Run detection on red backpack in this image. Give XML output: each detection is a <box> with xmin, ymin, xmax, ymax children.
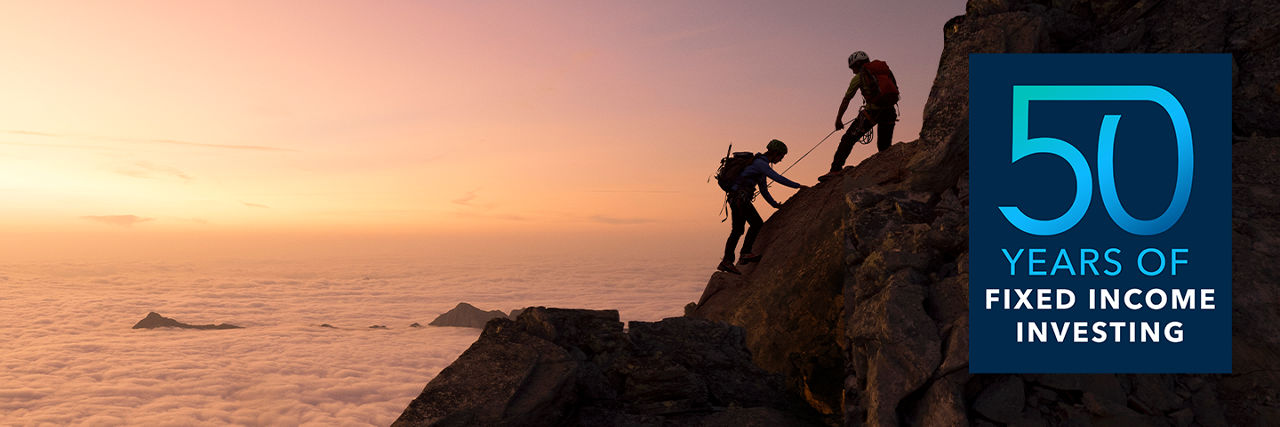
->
<box><xmin>860</xmin><ymin>60</ymin><xmax>900</xmax><ymax>106</ymax></box>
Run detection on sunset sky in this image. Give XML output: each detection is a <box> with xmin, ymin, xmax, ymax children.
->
<box><xmin>0</xmin><ymin>1</ymin><xmax>965</xmax><ymax>260</ymax></box>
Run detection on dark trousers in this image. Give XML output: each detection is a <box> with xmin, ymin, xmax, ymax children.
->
<box><xmin>831</xmin><ymin>108</ymin><xmax>896</xmax><ymax>172</ymax></box>
<box><xmin>723</xmin><ymin>196</ymin><xmax>763</xmax><ymax>263</ymax></box>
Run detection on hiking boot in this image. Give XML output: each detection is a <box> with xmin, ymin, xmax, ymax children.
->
<box><xmin>738</xmin><ymin>253</ymin><xmax>762</xmax><ymax>264</ymax></box>
<box><xmin>819</xmin><ymin>170</ymin><xmax>841</xmax><ymax>181</ymax></box>
<box><xmin>716</xmin><ymin>260</ymin><xmax>742</xmax><ymax>275</ymax></box>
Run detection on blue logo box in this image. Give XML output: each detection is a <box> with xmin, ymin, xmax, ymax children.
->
<box><xmin>968</xmin><ymin>54</ymin><xmax>1231</xmax><ymax>373</ymax></box>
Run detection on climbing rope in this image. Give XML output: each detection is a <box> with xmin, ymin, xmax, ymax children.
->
<box><xmin>716</xmin><ymin>112</ymin><xmax>868</xmax><ymax>221</ymax></box>
<box><xmin>780</xmin><ymin>117</ymin><xmax>859</xmax><ymax>175</ymax></box>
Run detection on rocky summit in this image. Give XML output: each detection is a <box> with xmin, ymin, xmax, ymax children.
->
<box><xmin>397</xmin><ymin>0</ymin><xmax>1280</xmax><ymax>425</ymax></box>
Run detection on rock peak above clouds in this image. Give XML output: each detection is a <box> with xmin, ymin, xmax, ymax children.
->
<box><xmin>131</xmin><ymin>312</ymin><xmax>242</xmax><ymax>330</ymax></box>
<box><xmin>427</xmin><ymin>302</ymin><xmax>511</xmax><ymax>328</ymax></box>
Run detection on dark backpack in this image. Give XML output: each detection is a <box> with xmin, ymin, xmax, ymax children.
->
<box><xmin>715</xmin><ymin>151</ymin><xmax>758</xmax><ymax>192</ymax></box>
<box><xmin>860</xmin><ymin>60</ymin><xmax>900</xmax><ymax>106</ymax></box>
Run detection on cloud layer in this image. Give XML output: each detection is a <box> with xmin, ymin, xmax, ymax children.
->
<box><xmin>0</xmin><ymin>255</ymin><xmax>707</xmax><ymax>425</ymax></box>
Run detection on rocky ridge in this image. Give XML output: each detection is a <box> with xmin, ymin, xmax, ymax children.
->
<box><xmin>392</xmin><ymin>308</ymin><xmax>818</xmax><ymax>426</ymax></box>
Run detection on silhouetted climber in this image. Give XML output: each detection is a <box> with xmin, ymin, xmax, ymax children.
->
<box><xmin>716</xmin><ymin>139</ymin><xmax>808</xmax><ymax>274</ymax></box>
<box><xmin>820</xmin><ymin>50</ymin><xmax>900</xmax><ymax>181</ymax></box>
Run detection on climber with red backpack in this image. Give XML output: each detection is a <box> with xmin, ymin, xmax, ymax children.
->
<box><xmin>713</xmin><ymin>139</ymin><xmax>808</xmax><ymax>275</ymax></box>
<box><xmin>820</xmin><ymin>50</ymin><xmax>900</xmax><ymax>181</ymax></box>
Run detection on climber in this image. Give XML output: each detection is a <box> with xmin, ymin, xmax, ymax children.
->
<box><xmin>718</xmin><ymin>139</ymin><xmax>808</xmax><ymax>275</ymax></box>
<box><xmin>820</xmin><ymin>50</ymin><xmax>900</xmax><ymax>181</ymax></box>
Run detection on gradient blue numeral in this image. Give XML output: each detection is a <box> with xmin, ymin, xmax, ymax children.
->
<box><xmin>1001</xmin><ymin>85</ymin><xmax>1193</xmax><ymax>236</ymax></box>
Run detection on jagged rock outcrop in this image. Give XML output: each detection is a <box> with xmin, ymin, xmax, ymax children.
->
<box><xmin>131</xmin><ymin>312</ymin><xmax>242</xmax><ymax>330</ymax></box>
<box><xmin>428</xmin><ymin>302</ymin><xmax>510</xmax><ymax>328</ymax></box>
<box><xmin>398</xmin><ymin>1</ymin><xmax>1279</xmax><ymax>425</ymax></box>
<box><xmin>393</xmin><ymin>308</ymin><xmax>819</xmax><ymax>426</ymax></box>
<box><xmin>692</xmin><ymin>141</ymin><xmax>963</xmax><ymax>424</ymax></box>
<box><xmin>690</xmin><ymin>0</ymin><xmax>1280</xmax><ymax>425</ymax></box>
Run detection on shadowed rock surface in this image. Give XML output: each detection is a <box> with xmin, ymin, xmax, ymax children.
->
<box><xmin>428</xmin><ymin>302</ymin><xmax>510</xmax><ymax>328</ymax></box>
<box><xmin>397</xmin><ymin>0</ymin><xmax>1280</xmax><ymax>425</ymax></box>
<box><xmin>131</xmin><ymin>312</ymin><xmax>242</xmax><ymax>330</ymax></box>
<box><xmin>392</xmin><ymin>308</ymin><xmax>819</xmax><ymax>426</ymax></box>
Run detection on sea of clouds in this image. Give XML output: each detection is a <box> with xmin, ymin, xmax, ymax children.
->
<box><xmin>0</xmin><ymin>254</ymin><xmax>709</xmax><ymax>426</ymax></box>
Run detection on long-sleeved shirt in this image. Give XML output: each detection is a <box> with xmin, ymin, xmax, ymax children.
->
<box><xmin>734</xmin><ymin>155</ymin><xmax>802</xmax><ymax>208</ymax></box>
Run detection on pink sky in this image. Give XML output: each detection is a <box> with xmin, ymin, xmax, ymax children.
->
<box><xmin>0</xmin><ymin>1</ymin><xmax>966</xmax><ymax>260</ymax></box>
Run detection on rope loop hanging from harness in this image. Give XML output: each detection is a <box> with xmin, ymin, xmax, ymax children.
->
<box><xmin>857</xmin><ymin>108</ymin><xmax>876</xmax><ymax>145</ymax></box>
<box><xmin>859</xmin><ymin>126</ymin><xmax>875</xmax><ymax>145</ymax></box>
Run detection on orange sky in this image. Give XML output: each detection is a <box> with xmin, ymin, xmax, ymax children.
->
<box><xmin>0</xmin><ymin>1</ymin><xmax>965</xmax><ymax>260</ymax></box>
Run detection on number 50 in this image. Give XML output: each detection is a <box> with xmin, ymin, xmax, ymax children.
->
<box><xmin>999</xmin><ymin>85</ymin><xmax>1194</xmax><ymax>236</ymax></box>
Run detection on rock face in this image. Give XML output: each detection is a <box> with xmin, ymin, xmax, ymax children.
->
<box><xmin>688</xmin><ymin>0</ymin><xmax>1280</xmax><ymax>425</ymax></box>
<box><xmin>131</xmin><ymin>312</ymin><xmax>242</xmax><ymax>330</ymax></box>
<box><xmin>428</xmin><ymin>302</ymin><xmax>510</xmax><ymax>328</ymax></box>
<box><xmin>398</xmin><ymin>1</ymin><xmax>1280</xmax><ymax>425</ymax></box>
<box><xmin>392</xmin><ymin>308</ymin><xmax>818</xmax><ymax>426</ymax></box>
